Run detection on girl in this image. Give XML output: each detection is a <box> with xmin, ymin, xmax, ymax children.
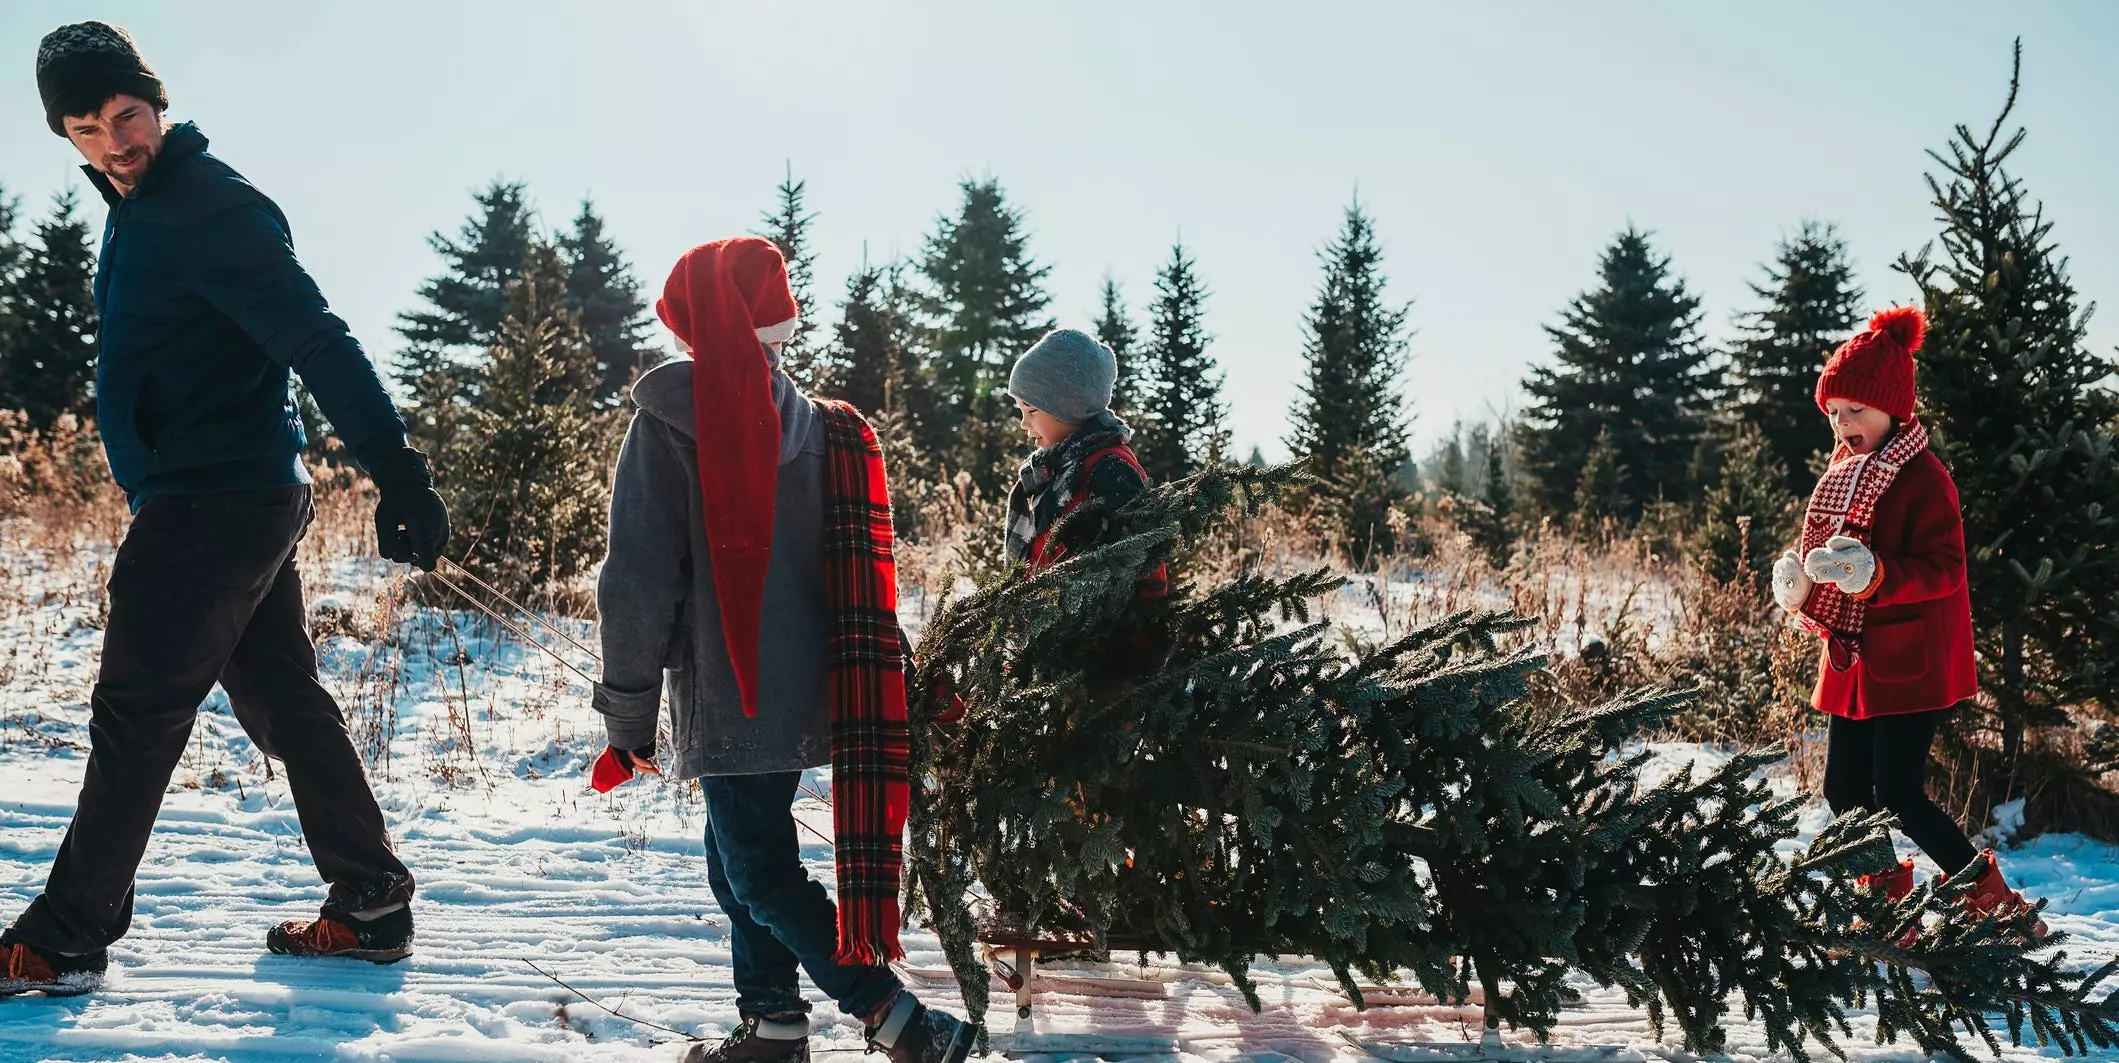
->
<box><xmin>1770</xmin><ymin>306</ymin><xmax>2041</xmax><ymax>931</ymax></box>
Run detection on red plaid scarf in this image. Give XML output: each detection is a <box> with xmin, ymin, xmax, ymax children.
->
<box><xmin>817</xmin><ymin>400</ymin><xmax>911</xmax><ymax>964</ymax></box>
<box><xmin>1796</xmin><ymin>417</ymin><xmax>1928</xmax><ymax>669</ymax></box>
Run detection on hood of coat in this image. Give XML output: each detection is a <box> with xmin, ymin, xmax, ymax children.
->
<box><xmin>631</xmin><ymin>354</ymin><xmax>822</xmax><ymax>463</ymax></box>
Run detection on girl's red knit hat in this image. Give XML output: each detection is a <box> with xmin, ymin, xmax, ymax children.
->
<box><xmin>1815</xmin><ymin>305</ymin><xmax>1925</xmax><ymax>421</ymax></box>
<box><xmin>655</xmin><ymin>237</ymin><xmax>800</xmax><ymax>719</ymax></box>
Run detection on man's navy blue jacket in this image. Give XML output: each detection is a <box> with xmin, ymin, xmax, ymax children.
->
<box><xmin>85</xmin><ymin>122</ymin><xmax>405</xmax><ymax>507</ymax></box>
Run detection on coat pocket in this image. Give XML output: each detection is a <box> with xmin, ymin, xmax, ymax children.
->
<box><xmin>1862</xmin><ymin>615</ymin><xmax>1929</xmax><ymax>683</ymax></box>
<box><xmin>664</xmin><ymin>616</ymin><xmax>695</xmax><ymax>752</ymax></box>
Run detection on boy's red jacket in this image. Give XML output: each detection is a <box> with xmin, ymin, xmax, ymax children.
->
<box><xmin>1812</xmin><ymin>449</ymin><xmax>1978</xmax><ymax>719</ymax></box>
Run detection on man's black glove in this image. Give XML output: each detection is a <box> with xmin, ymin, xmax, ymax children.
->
<box><xmin>366</xmin><ymin>447</ymin><xmax>450</xmax><ymax>571</ymax></box>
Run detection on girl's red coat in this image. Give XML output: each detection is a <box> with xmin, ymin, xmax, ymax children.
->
<box><xmin>1811</xmin><ymin>449</ymin><xmax>1978</xmax><ymax>719</ymax></box>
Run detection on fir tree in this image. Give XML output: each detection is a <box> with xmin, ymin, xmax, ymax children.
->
<box><xmin>755</xmin><ymin>165</ymin><xmax>821</xmax><ymax>387</ymax></box>
<box><xmin>1518</xmin><ymin>226</ymin><xmax>1711</xmax><ymax>519</ymax></box>
<box><xmin>1</xmin><ymin>191</ymin><xmax>99</xmax><ymax>430</ymax></box>
<box><xmin>1285</xmin><ymin>200</ymin><xmax>1413</xmax><ymax>555</ymax></box>
<box><xmin>916</xmin><ymin>178</ymin><xmax>1053</xmax><ymax>494</ymax></box>
<box><xmin>1730</xmin><ymin>221</ymin><xmax>1864</xmax><ymax>494</ymax></box>
<box><xmin>0</xmin><ymin>185</ymin><xmax>22</xmax><ymax>415</ymax></box>
<box><xmin>1430</xmin><ymin>422</ymin><xmax>1470</xmax><ymax>497</ymax></box>
<box><xmin>442</xmin><ymin>241</ymin><xmax>615</xmax><ymax>596</ymax></box>
<box><xmin>1093</xmin><ymin>275</ymin><xmax>1142</xmax><ymax>419</ymax></box>
<box><xmin>1135</xmin><ymin>241</ymin><xmax>1229</xmax><ymax>483</ymax></box>
<box><xmin>559</xmin><ymin>198</ymin><xmax>657</xmax><ymax>407</ymax></box>
<box><xmin>823</xmin><ymin>259</ymin><xmax>923</xmax><ymax>420</ymax></box>
<box><xmin>396</xmin><ymin>180</ymin><xmax>538</xmax><ymax>455</ymax></box>
<box><xmin>1896</xmin><ymin>41</ymin><xmax>2119</xmax><ymax>767</ymax></box>
<box><xmin>907</xmin><ymin>463</ymin><xmax>2119</xmax><ymax>1056</ymax></box>
<box><xmin>1693</xmin><ymin>420</ymin><xmax>1796</xmax><ymax>587</ymax></box>
<box><xmin>1572</xmin><ymin>425</ymin><xmax>1627</xmax><ymax>530</ymax></box>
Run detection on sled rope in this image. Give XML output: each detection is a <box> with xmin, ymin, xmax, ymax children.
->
<box><xmin>425</xmin><ymin>562</ymin><xmax>599</xmax><ymax>686</ymax></box>
<box><xmin>523</xmin><ymin>958</ymin><xmax>702</xmax><ymax>1042</ymax></box>
<box><xmin>428</xmin><ymin>560</ymin><xmax>836</xmax><ymax>847</ymax></box>
<box><xmin>439</xmin><ymin>556</ymin><xmax>604</xmax><ymax>664</ymax></box>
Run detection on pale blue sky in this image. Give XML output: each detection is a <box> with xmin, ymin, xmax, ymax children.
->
<box><xmin>3</xmin><ymin>2</ymin><xmax>2114</xmax><ymax>460</ymax></box>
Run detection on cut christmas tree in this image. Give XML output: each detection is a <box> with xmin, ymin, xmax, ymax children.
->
<box><xmin>907</xmin><ymin>462</ymin><xmax>2119</xmax><ymax>1059</ymax></box>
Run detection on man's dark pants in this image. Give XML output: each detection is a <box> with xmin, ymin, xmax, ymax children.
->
<box><xmin>702</xmin><ymin>770</ymin><xmax>901</xmax><ymax>1020</ymax></box>
<box><xmin>11</xmin><ymin>486</ymin><xmax>412</xmax><ymax>956</ymax></box>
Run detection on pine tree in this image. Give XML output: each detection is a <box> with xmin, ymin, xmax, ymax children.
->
<box><xmin>1896</xmin><ymin>41</ymin><xmax>2119</xmax><ymax>768</ymax></box>
<box><xmin>1693</xmin><ymin>420</ymin><xmax>1796</xmax><ymax>587</ymax></box>
<box><xmin>396</xmin><ymin>180</ymin><xmax>538</xmax><ymax>455</ymax></box>
<box><xmin>1</xmin><ymin>191</ymin><xmax>99</xmax><ymax>430</ymax></box>
<box><xmin>1730</xmin><ymin>221</ymin><xmax>1864</xmax><ymax>494</ymax></box>
<box><xmin>442</xmin><ymin>241</ymin><xmax>615</xmax><ymax>596</ymax></box>
<box><xmin>907</xmin><ymin>462</ymin><xmax>2119</xmax><ymax>1055</ymax></box>
<box><xmin>1518</xmin><ymin>227</ymin><xmax>1711</xmax><ymax>519</ymax></box>
<box><xmin>1285</xmin><ymin>201</ymin><xmax>1413</xmax><ymax>555</ymax></box>
<box><xmin>0</xmin><ymin>185</ymin><xmax>22</xmax><ymax>415</ymax></box>
<box><xmin>823</xmin><ymin>259</ymin><xmax>923</xmax><ymax>420</ymax></box>
<box><xmin>1448</xmin><ymin>425</ymin><xmax>1517</xmax><ymax>569</ymax></box>
<box><xmin>1431</xmin><ymin>422</ymin><xmax>1469</xmax><ymax>497</ymax></box>
<box><xmin>1572</xmin><ymin>425</ymin><xmax>1627</xmax><ymax>530</ymax></box>
<box><xmin>1134</xmin><ymin>241</ymin><xmax>1228</xmax><ymax>483</ymax></box>
<box><xmin>916</xmin><ymin>178</ymin><xmax>1052</xmax><ymax>494</ymax></box>
<box><xmin>1093</xmin><ymin>275</ymin><xmax>1142</xmax><ymax>420</ymax></box>
<box><xmin>755</xmin><ymin>165</ymin><xmax>821</xmax><ymax>387</ymax></box>
<box><xmin>559</xmin><ymin>199</ymin><xmax>657</xmax><ymax>407</ymax></box>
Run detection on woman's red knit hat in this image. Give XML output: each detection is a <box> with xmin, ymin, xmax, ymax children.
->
<box><xmin>1816</xmin><ymin>305</ymin><xmax>1925</xmax><ymax>421</ymax></box>
<box><xmin>655</xmin><ymin>237</ymin><xmax>800</xmax><ymax>719</ymax></box>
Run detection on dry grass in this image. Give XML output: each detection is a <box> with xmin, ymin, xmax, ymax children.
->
<box><xmin>5</xmin><ymin>424</ymin><xmax>2111</xmax><ymax>839</ymax></box>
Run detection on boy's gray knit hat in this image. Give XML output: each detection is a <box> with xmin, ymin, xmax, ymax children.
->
<box><xmin>1007</xmin><ymin>328</ymin><xmax>1117</xmax><ymax>422</ymax></box>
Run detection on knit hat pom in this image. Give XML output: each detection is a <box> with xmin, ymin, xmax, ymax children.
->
<box><xmin>1870</xmin><ymin>305</ymin><xmax>1925</xmax><ymax>356</ymax></box>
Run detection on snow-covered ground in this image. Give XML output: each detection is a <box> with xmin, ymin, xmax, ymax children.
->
<box><xmin>3</xmin><ymin>545</ymin><xmax>2115</xmax><ymax>1062</ymax></box>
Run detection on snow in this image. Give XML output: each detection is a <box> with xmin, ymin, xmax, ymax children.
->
<box><xmin>2</xmin><ymin>545</ymin><xmax>2113</xmax><ymax>1062</ymax></box>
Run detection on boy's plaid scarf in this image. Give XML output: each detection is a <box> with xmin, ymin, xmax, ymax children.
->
<box><xmin>1006</xmin><ymin>410</ymin><xmax>1131</xmax><ymax>562</ymax></box>
<box><xmin>817</xmin><ymin>400</ymin><xmax>910</xmax><ymax>964</ymax></box>
<box><xmin>1796</xmin><ymin>417</ymin><xmax>1928</xmax><ymax>669</ymax></box>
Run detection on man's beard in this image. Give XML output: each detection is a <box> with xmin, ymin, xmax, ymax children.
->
<box><xmin>105</xmin><ymin>147</ymin><xmax>156</xmax><ymax>181</ymax></box>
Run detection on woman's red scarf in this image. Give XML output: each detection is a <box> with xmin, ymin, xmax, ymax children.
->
<box><xmin>658</xmin><ymin>240</ymin><xmax>908</xmax><ymax>964</ymax></box>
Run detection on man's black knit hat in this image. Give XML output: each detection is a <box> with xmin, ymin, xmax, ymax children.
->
<box><xmin>36</xmin><ymin>21</ymin><xmax>166</xmax><ymax>136</ymax></box>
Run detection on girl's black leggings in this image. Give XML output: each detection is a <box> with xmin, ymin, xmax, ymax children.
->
<box><xmin>1822</xmin><ymin>708</ymin><xmax>1979</xmax><ymax>876</ymax></box>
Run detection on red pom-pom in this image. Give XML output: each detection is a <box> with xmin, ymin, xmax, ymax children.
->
<box><xmin>1869</xmin><ymin>305</ymin><xmax>1925</xmax><ymax>355</ymax></box>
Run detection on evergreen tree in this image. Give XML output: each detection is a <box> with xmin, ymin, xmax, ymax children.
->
<box><xmin>908</xmin><ymin>463</ymin><xmax>2118</xmax><ymax>1055</ymax></box>
<box><xmin>1693</xmin><ymin>420</ymin><xmax>1796</xmax><ymax>587</ymax></box>
<box><xmin>1518</xmin><ymin>226</ymin><xmax>1711</xmax><ymax>519</ymax></box>
<box><xmin>755</xmin><ymin>165</ymin><xmax>821</xmax><ymax>387</ymax></box>
<box><xmin>823</xmin><ymin>259</ymin><xmax>922</xmax><ymax>420</ymax></box>
<box><xmin>1730</xmin><ymin>221</ymin><xmax>1864</xmax><ymax>494</ymax></box>
<box><xmin>1092</xmin><ymin>275</ymin><xmax>1142</xmax><ymax>419</ymax></box>
<box><xmin>916</xmin><ymin>178</ymin><xmax>1052</xmax><ymax>494</ymax></box>
<box><xmin>1</xmin><ymin>191</ymin><xmax>99</xmax><ymax>430</ymax></box>
<box><xmin>1470</xmin><ymin>427</ymin><xmax>1517</xmax><ymax>566</ymax></box>
<box><xmin>1135</xmin><ymin>241</ymin><xmax>1228</xmax><ymax>483</ymax></box>
<box><xmin>559</xmin><ymin>198</ymin><xmax>657</xmax><ymax>407</ymax></box>
<box><xmin>1431</xmin><ymin>422</ymin><xmax>1469</xmax><ymax>497</ymax></box>
<box><xmin>442</xmin><ymin>241</ymin><xmax>615</xmax><ymax>596</ymax></box>
<box><xmin>1896</xmin><ymin>42</ymin><xmax>2119</xmax><ymax>767</ymax></box>
<box><xmin>0</xmin><ymin>185</ymin><xmax>22</xmax><ymax>415</ymax></box>
<box><xmin>1285</xmin><ymin>201</ymin><xmax>1413</xmax><ymax>555</ymax></box>
<box><xmin>1572</xmin><ymin>425</ymin><xmax>1627</xmax><ymax>530</ymax></box>
<box><xmin>396</xmin><ymin>180</ymin><xmax>538</xmax><ymax>455</ymax></box>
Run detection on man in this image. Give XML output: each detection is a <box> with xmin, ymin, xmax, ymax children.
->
<box><xmin>0</xmin><ymin>21</ymin><xmax>450</xmax><ymax>996</ymax></box>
